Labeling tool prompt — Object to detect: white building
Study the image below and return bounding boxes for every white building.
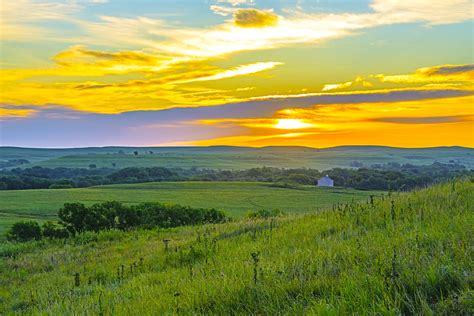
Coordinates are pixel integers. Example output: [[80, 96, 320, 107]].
[[317, 175, 334, 187]]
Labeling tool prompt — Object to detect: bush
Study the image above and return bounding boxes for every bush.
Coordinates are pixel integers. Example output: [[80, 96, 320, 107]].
[[7, 221, 42, 242], [42, 221, 69, 239]]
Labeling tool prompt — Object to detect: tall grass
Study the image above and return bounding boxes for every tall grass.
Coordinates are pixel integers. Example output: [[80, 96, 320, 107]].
[[0, 179, 472, 314]]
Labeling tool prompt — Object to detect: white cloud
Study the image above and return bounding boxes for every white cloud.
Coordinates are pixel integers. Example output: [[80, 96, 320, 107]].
[[370, 0, 473, 25], [188, 61, 283, 82], [0, 0, 80, 40], [84, 0, 472, 61], [217, 0, 255, 7], [210, 5, 237, 17]]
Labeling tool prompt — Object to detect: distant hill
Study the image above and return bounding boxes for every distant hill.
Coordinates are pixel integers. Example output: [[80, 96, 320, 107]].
[[1, 145, 473, 170]]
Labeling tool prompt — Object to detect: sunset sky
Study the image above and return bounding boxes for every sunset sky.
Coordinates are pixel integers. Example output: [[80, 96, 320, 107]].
[[1, 0, 473, 148]]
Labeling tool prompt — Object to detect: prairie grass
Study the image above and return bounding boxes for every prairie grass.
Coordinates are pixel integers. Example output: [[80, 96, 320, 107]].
[[0, 179, 472, 314]]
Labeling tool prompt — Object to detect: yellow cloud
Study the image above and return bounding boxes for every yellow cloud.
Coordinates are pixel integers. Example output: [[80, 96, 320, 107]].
[[377, 64, 474, 84], [0, 59, 283, 113], [233, 9, 279, 28], [319, 64, 474, 92], [323, 77, 373, 91], [2, 0, 473, 117]]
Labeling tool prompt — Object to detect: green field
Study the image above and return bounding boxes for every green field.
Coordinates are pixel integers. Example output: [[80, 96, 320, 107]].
[[2, 145, 473, 170], [0, 179, 471, 314], [0, 181, 379, 236]]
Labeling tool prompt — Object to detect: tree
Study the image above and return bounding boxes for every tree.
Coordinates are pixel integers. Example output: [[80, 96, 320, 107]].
[[133, 151, 139, 156], [111, 162, 116, 168], [7, 221, 42, 242], [58, 203, 90, 234], [89, 164, 97, 169]]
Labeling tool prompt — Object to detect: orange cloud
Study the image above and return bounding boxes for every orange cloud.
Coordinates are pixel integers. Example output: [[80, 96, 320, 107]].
[[190, 95, 474, 147], [0, 107, 37, 119]]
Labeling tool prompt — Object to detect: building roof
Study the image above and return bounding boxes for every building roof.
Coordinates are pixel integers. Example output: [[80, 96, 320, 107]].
[[320, 175, 333, 180]]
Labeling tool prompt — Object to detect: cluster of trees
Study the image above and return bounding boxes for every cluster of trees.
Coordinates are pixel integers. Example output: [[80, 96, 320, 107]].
[[0, 163, 470, 191], [192, 163, 470, 191], [327, 162, 469, 191], [7, 201, 228, 242], [0, 166, 179, 190], [191, 167, 322, 184]]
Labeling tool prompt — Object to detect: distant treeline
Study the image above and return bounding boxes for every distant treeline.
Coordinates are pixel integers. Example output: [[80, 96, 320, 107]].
[[0, 162, 470, 191], [192, 163, 471, 190], [7, 201, 227, 242], [0, 159, 29, 169], [0, 166, 179, 190]]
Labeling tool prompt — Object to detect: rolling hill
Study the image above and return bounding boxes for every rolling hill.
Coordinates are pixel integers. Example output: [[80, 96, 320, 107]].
[[0, 182, 379, 237], [0, 179, 471, 314], [1, 145, 473, 170]]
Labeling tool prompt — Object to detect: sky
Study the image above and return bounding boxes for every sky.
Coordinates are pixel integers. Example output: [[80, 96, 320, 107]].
[[0, 0, 473, 148]]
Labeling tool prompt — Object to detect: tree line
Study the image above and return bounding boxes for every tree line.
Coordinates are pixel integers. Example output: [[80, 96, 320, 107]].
[[7, 201, 228, 242], [0, 162, 470, 191]]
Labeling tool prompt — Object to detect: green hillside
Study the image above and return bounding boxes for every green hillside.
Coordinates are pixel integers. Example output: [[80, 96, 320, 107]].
[[1, 179, 472, 314], [2, 146, 473, 170], [0, 182, 378, 237]]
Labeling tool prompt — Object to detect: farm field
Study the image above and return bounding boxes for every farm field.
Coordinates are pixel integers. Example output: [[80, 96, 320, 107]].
[[0, 179, 471, 314], [0, 181, 380, 237], [2, 146, 473, 170]]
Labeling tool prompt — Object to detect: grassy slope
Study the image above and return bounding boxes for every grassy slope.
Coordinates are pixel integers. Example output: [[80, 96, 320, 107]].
[[2, 146, 473, 169], [0, 179, 472, 314], [0, 182, 378, 236]]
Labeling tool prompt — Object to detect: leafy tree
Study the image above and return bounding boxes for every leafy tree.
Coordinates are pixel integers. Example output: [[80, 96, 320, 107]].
[[58, 203, 90, 234]]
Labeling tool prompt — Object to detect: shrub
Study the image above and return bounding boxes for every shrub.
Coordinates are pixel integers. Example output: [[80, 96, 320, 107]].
[[42, 221, 69, 239], [6, 221, 42, 242]]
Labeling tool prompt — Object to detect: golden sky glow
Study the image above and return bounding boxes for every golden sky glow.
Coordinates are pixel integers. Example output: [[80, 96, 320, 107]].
[[0, 0, 473, 147], [274, 119, 314, 130]]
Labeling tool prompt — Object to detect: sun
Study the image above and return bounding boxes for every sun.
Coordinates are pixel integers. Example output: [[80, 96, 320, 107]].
[[274, 119, 313, 129]]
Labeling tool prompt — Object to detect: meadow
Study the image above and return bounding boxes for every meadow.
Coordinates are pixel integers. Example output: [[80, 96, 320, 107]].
[[0, 179, 472, 314], [0, 181, 379, 237]]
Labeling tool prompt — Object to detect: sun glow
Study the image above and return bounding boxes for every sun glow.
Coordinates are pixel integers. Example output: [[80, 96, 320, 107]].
[[274, 118, 313, 129]]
